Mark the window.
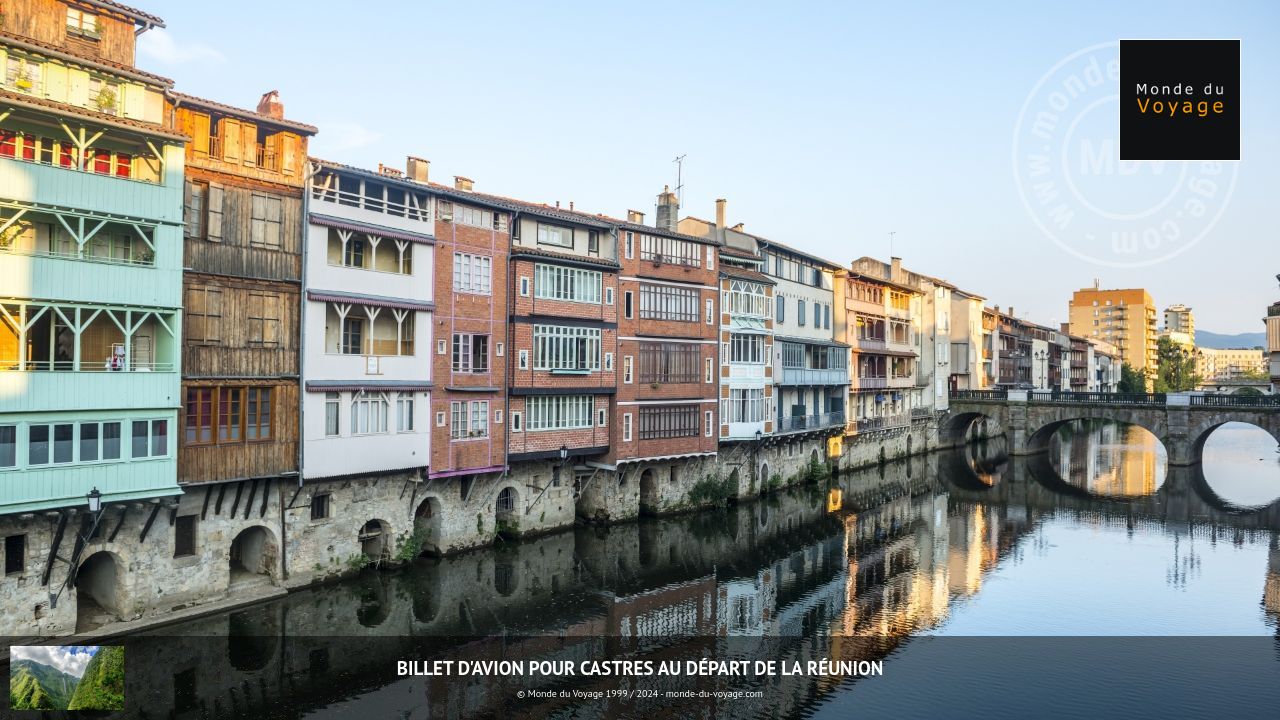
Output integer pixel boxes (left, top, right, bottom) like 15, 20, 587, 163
639, 342, 700, 383
351, 393, 389, 434
519, 277, 530, 296
342, 237, 366, 268
102, 422, 121, 460
66, 8, 99, 38
640, 284, 698, 322
640, 233, 700, 267
129, 419, 168, 458
604, 352, 614, 371
723, 389, 768, 423
250, 194, 283, 248
494, 409, 503, 424
4, 535, 24, 574
185, 180, 207, 239
605, 287, 614, 305
454, 205, 494, 229
706, 298, 714, 324
325, 392, 340, 436
510, 412, 523, 432
705, 357, 714, 383
527, 395, 593, 431
825, 304, 832, 330
246, 388, 272, 440
28, 425, 49, 465
535, 264, 602, 303
452, 334, 490, 373
624, 291, 633, 319
639, 405, 700, 439
705, 410, 714, 436
597, 408, 607, 427
729, 334, 765, 364
186, 287, 222, 344
247, 293, 281, 347
537, 224, 572, 248
776, 295, 786, 323
622, 413, 632, 442
533, 326, 600, 371
624, 232, 634, 259
623, 355, 633, 383
588, 230, 599, 254
723, 280, 768, 316
340, 316, 364, 355
185, 388, 214, 445
0, 426, 15, 468
798, 300, 806, 326
706, 245, 715, 271
217, 387, 243, 442
396, 393, 414, 431
310, 493, 330, 520
174, 516, 196, 558
518, 349, 529, 370
450, 401, 489, 438
453, 253, 492, 294
435, 411, 445, 427
782, 343, 804, 368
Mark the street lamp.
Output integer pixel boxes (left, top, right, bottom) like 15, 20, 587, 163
558, 445, 569, 463
49, 488, 105, 610
87, 487, 102, 514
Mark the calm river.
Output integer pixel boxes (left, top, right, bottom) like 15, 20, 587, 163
116, 421, 1280, 719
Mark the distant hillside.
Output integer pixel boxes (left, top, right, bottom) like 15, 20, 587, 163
9, 659, 78, 710
1196, 330, 1266, 349
66, 646, 124, 711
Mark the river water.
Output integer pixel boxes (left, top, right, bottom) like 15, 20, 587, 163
117, 421, 1280, 719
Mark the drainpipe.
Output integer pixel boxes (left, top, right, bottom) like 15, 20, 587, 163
502, 211, 518, 490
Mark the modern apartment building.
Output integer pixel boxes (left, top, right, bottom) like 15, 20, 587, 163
1196, 347, 1266, 381
1068, 284, 1158, 375
1163, 304, 1195, 345
0, 0, 185, 634
170, 89, 315, 596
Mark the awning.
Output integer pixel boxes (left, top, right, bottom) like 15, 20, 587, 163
730, 317, 769, 334
306, 380, 431, 393
306, 289, 435, 313
851, 348, 918, 359
309, 213, 435, 245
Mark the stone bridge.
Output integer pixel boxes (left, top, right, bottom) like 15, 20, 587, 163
943, 390, 1280, 466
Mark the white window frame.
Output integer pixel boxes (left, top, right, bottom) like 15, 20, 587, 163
351, 392, 390, 435
705, 357, 714, 383
450, 400, 489, 439
535, 264, 602, 304
453, 252, 492, 294
622, 413, 633, 442
511, 411, 523, 432
705, 410, 714, 436
533, 325, 601, 371
396, 393, 414, 432
623, 355, 633, 384
526, 395, 594, 431
518, 349, 529, 370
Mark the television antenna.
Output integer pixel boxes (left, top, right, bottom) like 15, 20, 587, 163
889, 231, 896, 257
673, 154, 686, 206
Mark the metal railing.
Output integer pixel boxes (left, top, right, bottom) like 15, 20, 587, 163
777, 412, 846, 433
951, 389, 1280, 409
1027, 391, 1166, 404
1190, 394, 1280, 408
848, 414, 911, 433
950, 389, 1007, 400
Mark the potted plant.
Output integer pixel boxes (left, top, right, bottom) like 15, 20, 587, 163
14, 70, 33, 91
94, 87, 117, 113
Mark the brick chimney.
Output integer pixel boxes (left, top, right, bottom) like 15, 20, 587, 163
656, 185, 679, 233
256, 90, 284, 120
890, 256, 902, 283
627, 209, 645, 224
715, 198, 727, 229
406, 156, 429, 183
454, 176, 473, 191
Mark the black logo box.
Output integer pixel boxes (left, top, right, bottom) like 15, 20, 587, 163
1120, 39, 1240, 160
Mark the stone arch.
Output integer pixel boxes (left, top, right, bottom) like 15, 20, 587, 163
494, 485, 519, 538
229, 524, 278, 586
1187, 416, 1280, 467
75, 550, 126, 632
759, 461, 771, 487
1022, 408, 1169, 457
359, 519, 392, 563
414, 496, 443, 556
639, 468, 659, 515
226, 606, 279, 672
941, 411, 1002, 445
809, 448, 820, 468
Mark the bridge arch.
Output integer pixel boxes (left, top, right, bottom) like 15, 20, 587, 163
1187, 417, 1280, 467
941, 410, 1005, 446
1021, 406, 1171, 457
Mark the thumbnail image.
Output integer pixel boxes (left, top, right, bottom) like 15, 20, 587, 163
10, 646, 124, 712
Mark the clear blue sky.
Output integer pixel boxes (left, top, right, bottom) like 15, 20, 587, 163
138, 1, 1280, 334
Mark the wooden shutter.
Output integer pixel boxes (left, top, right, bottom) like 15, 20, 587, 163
220, 118, 241, 162
191, 112, 211, 155
249, 193, 265, 246
241, 122, 258, 166
280, 133, 298, 176
207, 183, 224, 241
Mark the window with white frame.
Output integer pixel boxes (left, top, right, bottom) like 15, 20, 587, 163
723, 280, 768, 316
533, 325, 600, 371
723, 388, 769, 423
640, 284, 698, 322
728, 334, 765, 364
622, 413, 633, 442
66, 7, 99, 38
450, 400, 489, 438
526, 395, 593, 431
325, 392, 340, 436
351, 392, 389, 435
455, 205, 506, 230
535, 264, 601, 303
451, 334, 489, 373
624, 232, 634, 259
510, 412, 523, 432
536, 224, 572, 248
704, 410, 714, 436
453, 253, 492, 294
396, 393, 414, 431
623, 355, 633, 383
640, 233, 700, 267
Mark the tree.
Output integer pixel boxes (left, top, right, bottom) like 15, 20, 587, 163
1117, 363, 1147, 393
1152, 337, 1201, 393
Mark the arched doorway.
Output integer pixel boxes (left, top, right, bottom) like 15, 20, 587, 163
359, 520, 391, 564
639, 469, 658, 515
495, 487, 518, 539
414, 497, 443, 556
759, 462, 770, 488
229, 526, 277, 587
75, 552, 122, 632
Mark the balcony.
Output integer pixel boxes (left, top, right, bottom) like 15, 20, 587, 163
0, 157, 182, 222
777, 412, 845, 433
727, 363, 767, 381
847, 414, 910, 434
0, 369, 180, 413
778, 366, 849, 386
852, 376, 887, 390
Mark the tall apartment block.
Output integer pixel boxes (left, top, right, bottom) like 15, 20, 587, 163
0, 0, 185, 634
1162, 304, 1195, 345
1068, 284, 1158, 376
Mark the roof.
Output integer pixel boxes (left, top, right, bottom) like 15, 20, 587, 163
509, 245, 619, 270
841, 270, 922, 296
305, 289, 435, 313
773, 335, 851, 349
719, 245, 759, 260
309, 213, 434, 245
0, 88, 187, 142
309, 158, 513, 213
169, 92, 318, 134
305, 380, 431, 393
83, 0, 166, 28
0, 29, 173, 87
613, 219, 721, 246
434, 184, 615, 229
754, 236, 843, 270
720, 265, 775, 285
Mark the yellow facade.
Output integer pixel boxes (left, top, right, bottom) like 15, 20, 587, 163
1068, 287, 1158, 374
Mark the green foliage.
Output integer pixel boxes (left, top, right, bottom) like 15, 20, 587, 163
1117, 363, 1147, 393
1153, 337, 1201, 393
9, 660, 76, 710
764, 473, 783, 494
687, 473, 736, 507
67, 646, 125, 711
394, 527, 429, 563
495, 517, 520, 539
345, 552, 371, 570
802, 457, 830, 483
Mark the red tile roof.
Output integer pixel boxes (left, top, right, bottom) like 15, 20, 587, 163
0, 88, 186, 141
0, 29, 173, 86
169, 91, 318, 135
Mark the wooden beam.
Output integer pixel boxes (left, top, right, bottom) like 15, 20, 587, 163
229, 481, 244, 518
168, 505, 177, 526
243, 479, 259, 520
408, 484, 418, 517
138, 503, 160, 543
201, 485, 213, 520
259, 479, 270, 518
215, 483, 227, 515
41, 511, 68, 586
108, 506, 129, 543
66, 514, 93, 586
286, 484, 303, 510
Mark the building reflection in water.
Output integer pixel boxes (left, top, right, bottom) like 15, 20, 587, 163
1050, 419, 1167, 497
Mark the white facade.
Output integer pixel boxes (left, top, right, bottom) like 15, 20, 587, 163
302, 164, 436, 479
